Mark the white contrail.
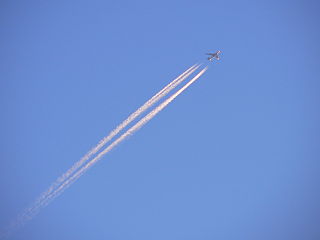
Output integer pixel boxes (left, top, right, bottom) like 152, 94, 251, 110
31, 64, 200, 209
24, 66, 208, 220
6, 64, 203, 235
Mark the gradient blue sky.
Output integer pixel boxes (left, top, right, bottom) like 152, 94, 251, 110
1, 1, 320, 239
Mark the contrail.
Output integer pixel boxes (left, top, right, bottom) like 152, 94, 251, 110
5, 64, 203, 236
23, 66, 208, 222
31, 63, 200, 210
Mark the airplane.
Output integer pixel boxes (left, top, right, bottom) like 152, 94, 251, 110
206, 50, 221, 62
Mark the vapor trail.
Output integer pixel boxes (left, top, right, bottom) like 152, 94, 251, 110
31, 64, 199, 209
6, 64, 203, 235
24, 66, 208, 221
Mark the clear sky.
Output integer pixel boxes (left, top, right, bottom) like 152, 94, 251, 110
1, 0, 320, 239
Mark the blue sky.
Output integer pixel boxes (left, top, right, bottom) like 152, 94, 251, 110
1, 0, 320, 239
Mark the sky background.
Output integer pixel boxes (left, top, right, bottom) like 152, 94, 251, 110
1, 0, 320, 239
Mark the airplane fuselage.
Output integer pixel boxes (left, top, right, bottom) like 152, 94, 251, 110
206, 50, 221, 61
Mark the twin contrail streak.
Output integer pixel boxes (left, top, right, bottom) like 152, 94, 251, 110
30, 64, 199, 211
25, 66, 208, 218
9, 64, 206, 234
